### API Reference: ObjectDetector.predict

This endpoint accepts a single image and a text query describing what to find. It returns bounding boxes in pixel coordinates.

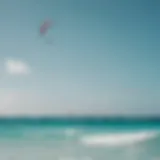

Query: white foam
[81,131,158,147]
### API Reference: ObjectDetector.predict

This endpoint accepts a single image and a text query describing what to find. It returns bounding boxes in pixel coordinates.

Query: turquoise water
[0,118,159,160]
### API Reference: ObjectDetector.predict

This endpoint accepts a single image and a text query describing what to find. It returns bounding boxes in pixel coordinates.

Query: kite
[40,20,52,35]
[39,20,53,44]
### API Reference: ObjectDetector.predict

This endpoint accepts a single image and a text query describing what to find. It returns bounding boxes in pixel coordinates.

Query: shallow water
[0,118,159,160]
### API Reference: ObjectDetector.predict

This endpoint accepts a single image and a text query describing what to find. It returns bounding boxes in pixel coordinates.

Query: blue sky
[0,0,159,115]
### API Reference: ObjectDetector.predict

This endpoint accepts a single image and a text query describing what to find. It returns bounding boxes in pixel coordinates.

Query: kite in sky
[40,20,52,35]
[39,20,53,44]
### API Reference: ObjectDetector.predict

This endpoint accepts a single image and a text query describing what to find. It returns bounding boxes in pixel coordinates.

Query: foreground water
[0,117,160,160]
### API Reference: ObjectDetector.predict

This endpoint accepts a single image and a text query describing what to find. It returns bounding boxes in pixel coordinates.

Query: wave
[81,131,159,147]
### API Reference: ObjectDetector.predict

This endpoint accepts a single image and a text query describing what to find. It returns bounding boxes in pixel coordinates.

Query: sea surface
[0,117,160,160]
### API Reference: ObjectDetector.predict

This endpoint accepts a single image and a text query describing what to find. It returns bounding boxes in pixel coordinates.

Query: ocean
[0,117,159,160]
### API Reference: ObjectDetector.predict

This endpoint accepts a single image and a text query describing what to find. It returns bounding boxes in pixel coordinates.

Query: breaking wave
[81,131,159,147]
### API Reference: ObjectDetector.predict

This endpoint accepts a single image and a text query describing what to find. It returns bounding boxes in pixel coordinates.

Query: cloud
[5,59,31,75]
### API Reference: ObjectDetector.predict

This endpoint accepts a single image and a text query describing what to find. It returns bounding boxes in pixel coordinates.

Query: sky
[0,0,159,116]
